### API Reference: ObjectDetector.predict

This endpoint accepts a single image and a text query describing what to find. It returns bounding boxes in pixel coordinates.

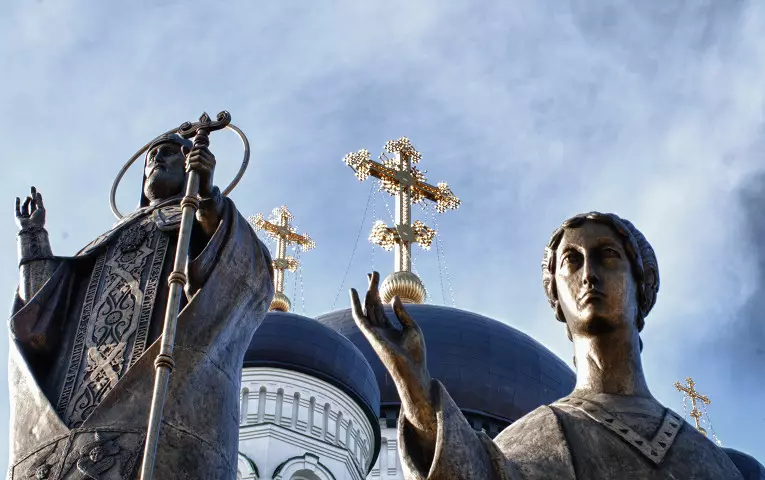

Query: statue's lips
[579,290,605,304]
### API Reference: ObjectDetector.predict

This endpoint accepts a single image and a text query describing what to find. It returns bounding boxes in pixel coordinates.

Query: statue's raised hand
[15,187,45,231]
[350,271,437,441]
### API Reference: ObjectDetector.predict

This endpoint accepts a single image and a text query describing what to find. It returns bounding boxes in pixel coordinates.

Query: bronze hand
[185,146,216,199]
[350,271,437,442]
[15,186,46,231]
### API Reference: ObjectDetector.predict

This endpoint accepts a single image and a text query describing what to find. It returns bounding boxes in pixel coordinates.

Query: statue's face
[143,143,186,203]
[554,221,639,338]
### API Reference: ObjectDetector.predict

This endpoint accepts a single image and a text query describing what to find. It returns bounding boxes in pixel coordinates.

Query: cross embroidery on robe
[56,216,170,428]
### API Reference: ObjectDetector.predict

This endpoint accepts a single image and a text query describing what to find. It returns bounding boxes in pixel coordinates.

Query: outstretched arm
[398,380,517,480]
[15,187,58,303]
[350,272,437,454]
[351,272,517,479]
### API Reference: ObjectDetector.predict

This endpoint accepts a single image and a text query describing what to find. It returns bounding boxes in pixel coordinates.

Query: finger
[187,162,212,175]
[15,197,21,217]
[21,197,31,217]
[350,289,370,329]
[365,275,385,327]
[392,296,417,329]
[30,192,37,212]
[35,192,44,209]
[367,271,381,301]
[200,154,215,167]
[351,287,396,346]
[188,157,213,168]
[366,272,396,329]
[369,271,383,306]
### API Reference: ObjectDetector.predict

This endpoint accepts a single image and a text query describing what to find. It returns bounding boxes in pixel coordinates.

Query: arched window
[307,397,316,435]
[272,453,333,480]
[291,392,300,429]
[257,386,267,423]
[240,388,250,425]
[289,473,321,480]
[237,452,259,480]
[275,388,284,425]
[334,412,343,446]
[345,419,353,449]
[379,437,388,472]
[321,403,330,440]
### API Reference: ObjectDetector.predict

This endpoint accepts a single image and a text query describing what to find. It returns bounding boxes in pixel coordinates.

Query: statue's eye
[602,247,621,258]
[561,252,581,267]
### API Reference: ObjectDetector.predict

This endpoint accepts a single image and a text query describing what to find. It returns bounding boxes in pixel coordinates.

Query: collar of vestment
[76,198,183,257]
[552,394,684,465]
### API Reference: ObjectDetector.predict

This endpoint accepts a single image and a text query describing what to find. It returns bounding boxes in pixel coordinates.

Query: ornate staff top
[110,111,250,220]
[249,206,316,312]
[343,137,459,304]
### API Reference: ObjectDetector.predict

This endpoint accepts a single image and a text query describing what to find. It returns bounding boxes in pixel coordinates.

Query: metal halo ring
[109,123,250,220]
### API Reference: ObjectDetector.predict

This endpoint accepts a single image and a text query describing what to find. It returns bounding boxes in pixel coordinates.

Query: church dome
[723,448,765,479]
[244,311,381,434]
[317,304,575,435]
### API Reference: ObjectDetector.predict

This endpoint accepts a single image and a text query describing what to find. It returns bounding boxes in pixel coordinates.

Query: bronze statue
[10,130,274,479]
[351,212,745,479]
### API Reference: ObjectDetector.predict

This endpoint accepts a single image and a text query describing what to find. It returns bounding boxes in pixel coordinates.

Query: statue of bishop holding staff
[9,122,274,479]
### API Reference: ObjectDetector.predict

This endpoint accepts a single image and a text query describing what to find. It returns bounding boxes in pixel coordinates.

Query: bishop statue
[10,133,274,479]
[351,212,746,479]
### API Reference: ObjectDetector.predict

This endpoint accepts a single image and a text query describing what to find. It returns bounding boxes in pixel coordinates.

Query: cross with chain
[343,137,460,274]
[674,377,711,435]
[249,206,315,312]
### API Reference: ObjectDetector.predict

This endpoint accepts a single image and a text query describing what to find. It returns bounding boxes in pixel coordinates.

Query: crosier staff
[139,111,232,480]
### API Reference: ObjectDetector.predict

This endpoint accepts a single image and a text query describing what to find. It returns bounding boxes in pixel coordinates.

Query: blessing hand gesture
[350,271,436,438]
[15,187,46,231]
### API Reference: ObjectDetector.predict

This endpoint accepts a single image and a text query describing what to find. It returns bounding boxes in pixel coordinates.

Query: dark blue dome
[723,448,765,480]
[317,304,575,435]
[245,311,381,461]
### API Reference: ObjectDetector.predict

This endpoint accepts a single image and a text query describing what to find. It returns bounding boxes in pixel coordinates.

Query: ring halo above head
[109,121,251,220]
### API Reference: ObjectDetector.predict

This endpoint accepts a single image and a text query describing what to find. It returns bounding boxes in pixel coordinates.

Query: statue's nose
[582,258,600,286]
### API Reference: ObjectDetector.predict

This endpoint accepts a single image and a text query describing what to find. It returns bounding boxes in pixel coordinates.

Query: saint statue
[350,212,746,479]
[10,134,274,479]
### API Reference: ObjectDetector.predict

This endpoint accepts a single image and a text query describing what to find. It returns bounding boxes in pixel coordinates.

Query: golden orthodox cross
[343,137,460,276]
[674,377,712,435]
[249,206,315,311]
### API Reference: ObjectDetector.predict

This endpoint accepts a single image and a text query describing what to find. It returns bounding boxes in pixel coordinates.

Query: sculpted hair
[541,212,660,347]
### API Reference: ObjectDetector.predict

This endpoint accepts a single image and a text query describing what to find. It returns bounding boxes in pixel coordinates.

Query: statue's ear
[565,321,573,342]
[557,303,567,324]
[639,269,658,318]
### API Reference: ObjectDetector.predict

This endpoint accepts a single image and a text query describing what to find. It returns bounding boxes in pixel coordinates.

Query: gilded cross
[674,377,711,435]
[343,137,460,274]
[249,206,315,312]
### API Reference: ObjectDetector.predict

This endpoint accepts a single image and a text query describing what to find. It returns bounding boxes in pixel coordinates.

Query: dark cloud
[728,173,765,367]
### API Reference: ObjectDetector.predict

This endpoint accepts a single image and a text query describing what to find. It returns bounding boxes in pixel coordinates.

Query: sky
[1,0,764,472]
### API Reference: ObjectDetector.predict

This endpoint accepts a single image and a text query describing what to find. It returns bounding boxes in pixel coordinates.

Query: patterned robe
[8,198,274,479]
[398,381,748,480]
